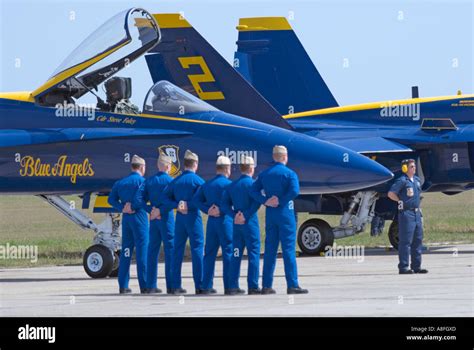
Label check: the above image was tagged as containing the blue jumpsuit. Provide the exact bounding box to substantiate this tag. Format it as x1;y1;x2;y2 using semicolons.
222;175;261;290
250;162;300;289
389;174;423;272
133;171;175;290
108;172;149;290
192;174;233;290
162;170;205;290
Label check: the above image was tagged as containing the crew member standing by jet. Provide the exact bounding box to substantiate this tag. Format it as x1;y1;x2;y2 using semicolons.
162;150;205;295
250;146;308;294
388;159;428;275
98;77;140;115
222;156;261;295
192;156;233;295
133;153;175;294
108;155;149;294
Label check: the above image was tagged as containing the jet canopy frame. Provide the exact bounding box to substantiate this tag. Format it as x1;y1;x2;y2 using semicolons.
143;81;219;114
33;8;160;106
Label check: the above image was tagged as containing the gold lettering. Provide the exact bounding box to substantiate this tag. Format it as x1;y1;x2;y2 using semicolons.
19;155;95;183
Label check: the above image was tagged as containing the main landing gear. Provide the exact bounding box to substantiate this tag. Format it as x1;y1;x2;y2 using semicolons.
297;191;379;255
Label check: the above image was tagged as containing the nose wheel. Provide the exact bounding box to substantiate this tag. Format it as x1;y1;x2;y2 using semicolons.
83;244;114;278
297;219;334;255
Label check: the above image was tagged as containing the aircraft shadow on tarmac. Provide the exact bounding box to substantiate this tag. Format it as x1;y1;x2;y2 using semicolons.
1;245;471;284
298;245;473;258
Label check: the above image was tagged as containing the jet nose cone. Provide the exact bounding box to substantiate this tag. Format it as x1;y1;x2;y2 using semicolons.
288;135;394;194
328;155;394;192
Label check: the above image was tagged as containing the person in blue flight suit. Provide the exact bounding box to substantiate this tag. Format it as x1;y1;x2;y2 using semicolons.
221;156;262;295
108;155;149;294
162;150;205;295
388;159;428;275
250;145;308;295
192;155;233;295
133;153;175;294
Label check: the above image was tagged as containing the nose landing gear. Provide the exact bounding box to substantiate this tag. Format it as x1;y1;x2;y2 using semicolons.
39;195;121;278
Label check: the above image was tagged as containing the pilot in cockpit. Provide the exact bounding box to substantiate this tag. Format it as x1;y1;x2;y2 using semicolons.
98;77;140;115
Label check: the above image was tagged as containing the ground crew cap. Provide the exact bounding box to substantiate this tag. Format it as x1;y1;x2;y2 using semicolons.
131;155;145;166
241;155;255;166
273;145;288;155
158;153;172;165
216;156;231;165
184;150;199;161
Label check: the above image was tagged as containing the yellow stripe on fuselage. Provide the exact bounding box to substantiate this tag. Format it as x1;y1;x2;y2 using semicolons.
237;17;292;31
0;91;34;102
138;113;258;130
283;94;474;119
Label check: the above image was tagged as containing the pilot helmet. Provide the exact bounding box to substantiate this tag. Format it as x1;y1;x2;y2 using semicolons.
105;77;132;102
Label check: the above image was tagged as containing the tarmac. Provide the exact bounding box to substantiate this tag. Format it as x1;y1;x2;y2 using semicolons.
1;244;473;317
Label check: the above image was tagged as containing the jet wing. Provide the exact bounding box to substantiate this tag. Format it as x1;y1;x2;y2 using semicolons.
318;136;413;154
0;128;192;148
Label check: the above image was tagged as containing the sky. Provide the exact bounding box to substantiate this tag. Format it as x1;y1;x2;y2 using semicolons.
0;0;472;107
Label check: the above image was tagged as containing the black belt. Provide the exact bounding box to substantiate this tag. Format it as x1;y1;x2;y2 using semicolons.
400;208;420;212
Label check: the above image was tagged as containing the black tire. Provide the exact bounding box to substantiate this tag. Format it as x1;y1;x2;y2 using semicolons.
388;220;399;250
297;219;334;255
108;250;121;278
83;244;114;278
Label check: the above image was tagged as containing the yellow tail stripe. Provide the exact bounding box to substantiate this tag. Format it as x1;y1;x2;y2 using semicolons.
153;14;191;28
237;17;292;31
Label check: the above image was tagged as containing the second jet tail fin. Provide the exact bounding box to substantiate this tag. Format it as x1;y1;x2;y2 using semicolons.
235;17;338;115
145;14;292;130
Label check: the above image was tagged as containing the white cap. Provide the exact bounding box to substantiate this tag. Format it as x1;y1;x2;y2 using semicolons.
241;155;255;166
158;153;172;165
216;156;231;166
131;155;146;166
184;150;199;161
273;145;288;155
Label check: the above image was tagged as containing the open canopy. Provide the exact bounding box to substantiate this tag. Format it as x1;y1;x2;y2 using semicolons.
33;8;160;105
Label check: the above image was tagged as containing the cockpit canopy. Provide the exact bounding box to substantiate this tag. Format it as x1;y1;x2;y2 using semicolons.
144;81;218;114
33;8;160;106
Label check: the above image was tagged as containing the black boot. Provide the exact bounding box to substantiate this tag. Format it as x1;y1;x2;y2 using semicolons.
287;286;308;294
224;288;240;295
414;269;428;274
147;288;162;294
199;288;217;295
119;288;132;294
261;287;276;295
248;288;262;295
399;269;414;274
169;288;187;295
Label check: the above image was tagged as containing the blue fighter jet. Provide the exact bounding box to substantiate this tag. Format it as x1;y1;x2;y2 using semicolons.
0;9;392;277
143;14;474;254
